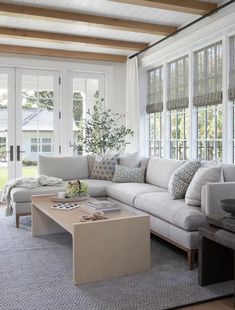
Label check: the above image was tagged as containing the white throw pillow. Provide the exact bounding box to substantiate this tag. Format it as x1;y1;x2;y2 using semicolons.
185;161;222;207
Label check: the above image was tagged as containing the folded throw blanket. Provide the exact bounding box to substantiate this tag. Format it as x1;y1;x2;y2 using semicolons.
1;175;63;216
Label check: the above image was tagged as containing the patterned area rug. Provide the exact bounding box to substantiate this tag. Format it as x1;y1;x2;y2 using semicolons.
0;210;233;310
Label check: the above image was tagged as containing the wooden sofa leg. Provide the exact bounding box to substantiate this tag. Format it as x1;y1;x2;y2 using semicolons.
16;214;20;228
187;249;197;270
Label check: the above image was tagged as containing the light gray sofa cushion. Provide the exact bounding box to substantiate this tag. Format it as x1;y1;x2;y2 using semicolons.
38;155;89;180
146;157;184;189
118;152;141;168
83;179;113;196
11;179;113;203
10;181;68;203
222;163;235;182
134;192;206;231
107;183;166;206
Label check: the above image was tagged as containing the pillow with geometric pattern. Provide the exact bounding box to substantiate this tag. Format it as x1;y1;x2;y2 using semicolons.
113;164;145;183
90;155;118;181
168;160;201;199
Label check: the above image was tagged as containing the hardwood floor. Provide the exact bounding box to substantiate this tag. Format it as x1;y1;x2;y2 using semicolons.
179;297;234;309
0;203;233;309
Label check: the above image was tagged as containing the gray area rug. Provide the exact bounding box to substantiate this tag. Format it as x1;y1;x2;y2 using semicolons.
0;210;233;310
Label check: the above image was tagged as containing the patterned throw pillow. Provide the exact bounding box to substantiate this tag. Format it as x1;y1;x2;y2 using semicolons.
113;165;145;183
168;160;201;199
90;155;118;180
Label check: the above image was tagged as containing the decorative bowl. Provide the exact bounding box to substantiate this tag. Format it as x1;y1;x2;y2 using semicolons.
219;199;235;216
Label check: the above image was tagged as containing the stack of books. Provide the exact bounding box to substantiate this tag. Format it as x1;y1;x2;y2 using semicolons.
85;200;121;214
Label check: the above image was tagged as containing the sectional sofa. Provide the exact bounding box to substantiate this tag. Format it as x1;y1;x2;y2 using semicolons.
9;154;235;269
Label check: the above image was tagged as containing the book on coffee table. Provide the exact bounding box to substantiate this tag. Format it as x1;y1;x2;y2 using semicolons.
85;201;121;214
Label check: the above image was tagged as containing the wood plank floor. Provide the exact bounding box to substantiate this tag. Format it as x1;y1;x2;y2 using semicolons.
179;297;234;309
0;204;233;309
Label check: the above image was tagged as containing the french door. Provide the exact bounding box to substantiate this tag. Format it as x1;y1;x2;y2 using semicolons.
0;68;60;191
64;72;105;155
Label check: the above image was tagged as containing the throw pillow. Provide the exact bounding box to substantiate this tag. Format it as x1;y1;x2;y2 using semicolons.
113;165;145;183
168;160;201;199
118;152;141;168
185;161;222;207
90;155;118;181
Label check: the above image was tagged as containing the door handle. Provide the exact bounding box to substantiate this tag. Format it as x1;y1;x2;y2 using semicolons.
16;145;25;161
7;145;14;161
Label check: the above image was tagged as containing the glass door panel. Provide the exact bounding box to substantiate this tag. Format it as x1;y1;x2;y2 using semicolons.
0;73;8;190
0;69;15;192
16;69;60;178
68;72;105;155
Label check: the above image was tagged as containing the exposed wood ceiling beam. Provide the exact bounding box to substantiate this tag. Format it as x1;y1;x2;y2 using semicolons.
0;3;177;35
0;27;148;51
110;0;217;15
0;44;127;62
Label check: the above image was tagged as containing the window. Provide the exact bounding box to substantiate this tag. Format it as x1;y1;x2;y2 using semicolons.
197;106;222;160
149;112;163;157
167;56;189;159
146;66;163;157
30;137;52;153
30;138;38;153
42;137;52;153
170;109;189;160
194;41;223;160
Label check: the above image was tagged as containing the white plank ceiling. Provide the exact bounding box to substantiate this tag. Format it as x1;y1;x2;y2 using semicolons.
0;0;227;59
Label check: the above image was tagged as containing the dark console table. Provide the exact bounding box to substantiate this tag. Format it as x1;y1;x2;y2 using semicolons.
198;223;235;305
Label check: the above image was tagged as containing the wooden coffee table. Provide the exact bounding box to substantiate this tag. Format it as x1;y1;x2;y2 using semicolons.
31;195;150;285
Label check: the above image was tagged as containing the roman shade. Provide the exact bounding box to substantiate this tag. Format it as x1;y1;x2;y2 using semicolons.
193;41;223;107
229;35;235;101
167;55;189;111
146;66;163;113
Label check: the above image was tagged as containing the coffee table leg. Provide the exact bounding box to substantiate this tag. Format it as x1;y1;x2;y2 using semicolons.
199;236;234;286
72;216;150;285
31;204;65;236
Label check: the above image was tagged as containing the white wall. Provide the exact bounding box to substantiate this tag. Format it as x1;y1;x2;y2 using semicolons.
138;2;235;160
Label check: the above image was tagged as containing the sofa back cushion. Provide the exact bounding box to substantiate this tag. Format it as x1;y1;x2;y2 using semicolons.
222;163;235;182
146;157;184;189
38;155;89;180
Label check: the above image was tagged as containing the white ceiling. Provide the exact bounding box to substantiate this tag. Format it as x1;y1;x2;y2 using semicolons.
0;0;227;57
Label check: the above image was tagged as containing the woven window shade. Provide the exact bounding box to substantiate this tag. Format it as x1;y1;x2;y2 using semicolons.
146;66;163;114
167;55;189;111
229;36;235;101
193;41;223;107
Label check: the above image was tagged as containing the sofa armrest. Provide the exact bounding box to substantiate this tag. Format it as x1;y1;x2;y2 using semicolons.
202;182;235;217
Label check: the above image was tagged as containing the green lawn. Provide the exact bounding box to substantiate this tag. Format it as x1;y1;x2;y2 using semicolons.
0;166;38;190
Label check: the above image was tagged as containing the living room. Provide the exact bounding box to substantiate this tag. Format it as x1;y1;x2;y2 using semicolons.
0;0;235;309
